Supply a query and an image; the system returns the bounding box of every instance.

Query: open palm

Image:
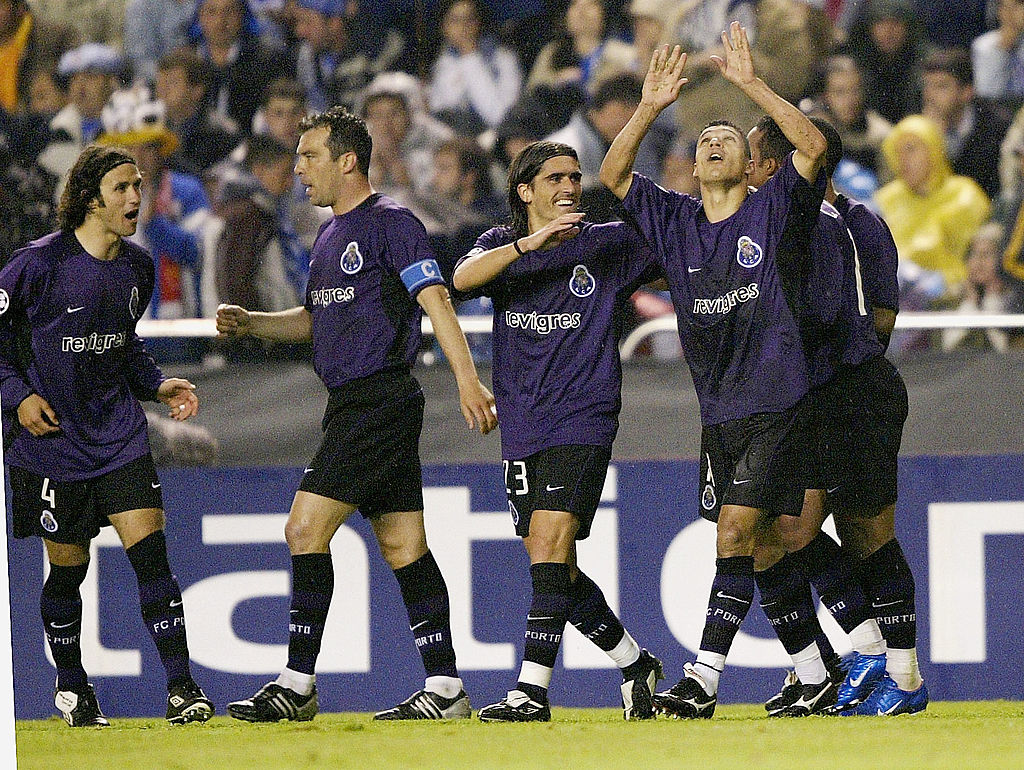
[642,45,689,110]
[711,21,756,88]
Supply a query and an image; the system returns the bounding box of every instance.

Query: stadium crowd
[2,0,1024,358]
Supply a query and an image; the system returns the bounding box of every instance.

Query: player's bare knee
[716,520,755,557]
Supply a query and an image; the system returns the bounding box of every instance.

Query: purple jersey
[303,194,444,388]
[801,202,884,387]
[834,194,900,313]
[622,154,823,426]
[458,222,658,458]
[0,231,163,480]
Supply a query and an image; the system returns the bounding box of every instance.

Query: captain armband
[400,258,445,295]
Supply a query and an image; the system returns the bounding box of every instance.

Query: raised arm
[711,21,825,182]
[600,45,688,200]
[453,212,585,292]
[215,304,313,343]
[416,284,497,435]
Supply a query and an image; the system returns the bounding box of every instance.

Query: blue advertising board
[8,455,1024,719]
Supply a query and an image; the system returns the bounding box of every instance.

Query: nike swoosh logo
[872,600,901,609]
[527,615,556,622]
[290,609,299,614]
[151,482,161,488]
[826,486,841,494]
[545,484,564,492]
[169,599,183,608]
[410,620,428,631]
[848,670,869,688]
[880,702,903,715]
[716,591,751,605]
[304,468,315,473]
[732,478,752,485]
[51,621,77,629]
[687,267,702,273]
[66,306,85,314]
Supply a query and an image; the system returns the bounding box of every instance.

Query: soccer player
[599,25,828,719]
[452,141,664,722]
[0,145,214,727]
[749,116,925,716]
[219,107,497,722]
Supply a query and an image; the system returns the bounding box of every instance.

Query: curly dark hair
[57,145,137,232]
[506,141,579,238]
[298,106,372,175]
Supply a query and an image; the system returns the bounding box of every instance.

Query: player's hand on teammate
[216,304,252,337]
[524,212,585,252]
[642,45,688,111]
[460,380,498,435]
[711,22,756,89]
[158,378,199,421]
[17,393,60,436]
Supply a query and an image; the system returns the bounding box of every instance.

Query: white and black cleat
[780,677,838,717]
[55,683,109,727]
[228,682,318,723]
[652,662,716,720]
[374,689,472,720]
[477,690,551,723]
[621,649,665,720]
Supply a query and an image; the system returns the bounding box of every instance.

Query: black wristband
[512,238,525,256]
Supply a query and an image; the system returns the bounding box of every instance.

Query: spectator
[972,0,1024,102]
[292,0,407,112]
[97,90,215,319]
[24,64,65,120]
[37,44,124,193]
[0,0,76,113]
[670,0,757,84]
[843,0,927,124]
[921,47,1011,199]
[806,55,891,174]
[361,71,452,201]
[155,47,240,173]
[876,115,992,299]
[996,134,1024,293]
[26,0,125,50]
[659,136,698,196]
[215,133,305,317]
[526,0,633,96]
[188,0,291,133]
[428,0,522,134]
[943,221,1021,351]
[917,0,988,49]
[492,84,584,169]
[0,129,57,260]
[592,0,676,87]
[125,0,196,86]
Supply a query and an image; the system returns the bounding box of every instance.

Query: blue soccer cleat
[845,673,928,716]
[833,652,886,711]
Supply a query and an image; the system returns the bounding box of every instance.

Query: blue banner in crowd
[8,455,1024,719]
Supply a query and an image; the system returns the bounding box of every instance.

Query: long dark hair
[57,145,136,232]
[506,141,578,238]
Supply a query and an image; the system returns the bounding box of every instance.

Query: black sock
[791,532,872,635]
[126,531,191,687]
[700,556,755,656]
[518,562,571,704]
[393,551,458,679]
[286,552,334,676]
[859,538,917,650]
[755,554,822,656]
[41,562,89,691]
[566,570,626,652]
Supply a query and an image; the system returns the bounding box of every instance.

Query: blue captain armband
[400,259,445,295]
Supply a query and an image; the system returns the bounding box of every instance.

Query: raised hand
[522,212,585,252]
[216,303,251,337]
[641,45,689,111]
[711,22,756,89]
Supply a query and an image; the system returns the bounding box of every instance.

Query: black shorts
[503,444,612,540]
[299,369,425,518]
[9,454,163,543]
[810,356,908,514]
[698,403,811,522]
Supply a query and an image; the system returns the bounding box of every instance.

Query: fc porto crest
[0,289,8,315]
[40,510,58,533]
[569,264,596,298]
[129,286,140,319]
[341,241,363,274]
[702,484,717,511]
[736,236,763,268]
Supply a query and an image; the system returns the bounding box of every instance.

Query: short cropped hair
[808,116,843,179]
[158,48,212,91]
[58,145,137,232]
[701,120,750,159]
[506,141,578,238]
[921,47,973,87]
[298,106,372,174]
[245,134,292,171]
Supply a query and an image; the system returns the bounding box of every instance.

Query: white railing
[137,312,1024,361]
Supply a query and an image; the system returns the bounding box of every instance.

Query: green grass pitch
[16,701,1024,770]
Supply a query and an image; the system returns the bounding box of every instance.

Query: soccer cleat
[846,674,928,716]
[779,677,838,717]
[166,679,214,724]
[764,670,802,716]
[477,690,551,723]
[621,648,665,720]
[652,662,716,720]
[54,683,109,727]
[373,688,472,720]
[833,652,886,711]
[227,682,318,723]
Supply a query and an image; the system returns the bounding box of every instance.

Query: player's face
[295,126,344,207]
[694,125,751,187]
[519,154,582,226]
[91,163,143,238]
